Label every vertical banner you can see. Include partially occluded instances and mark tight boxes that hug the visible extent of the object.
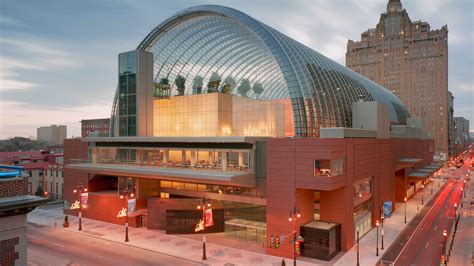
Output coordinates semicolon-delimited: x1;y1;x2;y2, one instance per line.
81;193;88;206
383;201;393;218
204;208;214;227
128;198;136;213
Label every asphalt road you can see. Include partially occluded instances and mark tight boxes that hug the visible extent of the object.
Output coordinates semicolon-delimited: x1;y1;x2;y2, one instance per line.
393;161;467;266
27;223;203;266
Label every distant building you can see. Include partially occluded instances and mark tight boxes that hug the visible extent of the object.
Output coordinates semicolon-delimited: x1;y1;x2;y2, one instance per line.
81;118;110;137
37;125;67;145
0;165;46;266
448;91;455;156
346;0;448;157
0;151;64;199
454;117;470;154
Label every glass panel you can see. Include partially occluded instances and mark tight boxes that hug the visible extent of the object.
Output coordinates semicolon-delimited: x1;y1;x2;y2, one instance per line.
127;51;137;74
127;74;136;94
119;53;127;75
127;95;136;115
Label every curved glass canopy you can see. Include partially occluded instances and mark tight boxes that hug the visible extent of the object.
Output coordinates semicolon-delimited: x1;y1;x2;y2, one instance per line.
111;5;410;137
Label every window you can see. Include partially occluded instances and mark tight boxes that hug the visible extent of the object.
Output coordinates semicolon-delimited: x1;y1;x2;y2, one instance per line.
314;158;345;177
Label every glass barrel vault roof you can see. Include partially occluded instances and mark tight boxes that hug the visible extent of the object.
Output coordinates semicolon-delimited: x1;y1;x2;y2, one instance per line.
112;5;410;138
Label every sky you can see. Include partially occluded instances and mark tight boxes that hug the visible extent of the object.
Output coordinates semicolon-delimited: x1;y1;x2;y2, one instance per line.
0;0;473;139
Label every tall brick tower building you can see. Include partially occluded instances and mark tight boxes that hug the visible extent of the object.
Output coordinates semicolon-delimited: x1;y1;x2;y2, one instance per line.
346;0;448;157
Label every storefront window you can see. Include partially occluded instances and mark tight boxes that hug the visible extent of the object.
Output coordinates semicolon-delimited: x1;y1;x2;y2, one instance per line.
354;178;372;200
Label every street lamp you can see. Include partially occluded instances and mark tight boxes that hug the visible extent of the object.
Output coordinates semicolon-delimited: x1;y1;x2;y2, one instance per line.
119;189;134;242
375;220;379;256
288;207;301;266
404;196;407;223
380;201;384;250
356;230;360;266
73;185;88;231
421;184;424;205
443;229;447;262
197;197;211;260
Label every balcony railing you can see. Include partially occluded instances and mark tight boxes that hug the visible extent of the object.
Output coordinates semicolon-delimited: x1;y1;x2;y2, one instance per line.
69;158;252;174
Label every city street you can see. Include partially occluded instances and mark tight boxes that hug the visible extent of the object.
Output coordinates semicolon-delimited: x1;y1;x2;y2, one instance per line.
27;223;202;266
389;159;469;266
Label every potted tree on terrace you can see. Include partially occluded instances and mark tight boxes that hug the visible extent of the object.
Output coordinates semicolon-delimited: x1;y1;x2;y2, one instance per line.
252;82;264;99
222;76;236;94
207;72;221;93
154;77;171;98
192;76;204;94
175;75;186;96
237;79;251;97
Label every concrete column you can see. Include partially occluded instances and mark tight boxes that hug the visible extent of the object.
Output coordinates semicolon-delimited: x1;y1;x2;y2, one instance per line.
163;150;169;164
238;152;244;166
221;152;227;171
191;151;197;166
181;150;186;163
209;151;215;163
137;149;144;163
91;148;97;163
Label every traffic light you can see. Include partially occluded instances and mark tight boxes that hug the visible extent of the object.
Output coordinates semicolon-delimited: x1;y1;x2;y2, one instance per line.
269;235;274;248
275;236;280;249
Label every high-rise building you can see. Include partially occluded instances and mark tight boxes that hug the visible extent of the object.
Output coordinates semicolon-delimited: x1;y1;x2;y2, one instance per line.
80;118;110;137
454;117;470;153
448;91;455;156
37;125;67;145
346;0;448;157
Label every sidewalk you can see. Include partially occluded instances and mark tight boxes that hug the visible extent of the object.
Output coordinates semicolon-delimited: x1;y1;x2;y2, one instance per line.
334;179;446;265
448;170;474;265
27;206;318;266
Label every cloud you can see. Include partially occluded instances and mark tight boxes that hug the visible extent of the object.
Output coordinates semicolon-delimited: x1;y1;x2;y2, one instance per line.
0;37;84;92
0;100;111;139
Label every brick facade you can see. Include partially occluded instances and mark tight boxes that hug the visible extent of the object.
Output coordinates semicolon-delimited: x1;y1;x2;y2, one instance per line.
0;178;27;198
266;137;434;258
0;237;19;266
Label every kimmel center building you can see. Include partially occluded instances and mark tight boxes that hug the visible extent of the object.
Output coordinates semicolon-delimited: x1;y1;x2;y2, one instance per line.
64;5;439;261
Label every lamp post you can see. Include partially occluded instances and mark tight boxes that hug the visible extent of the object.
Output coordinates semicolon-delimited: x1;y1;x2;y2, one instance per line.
73;185;88;231
375;220;379;256
288;207;301;266
380;201;384;250
119;189;134;242
421;184;424;205
197;197;211;260
356;230;360;266
404;196;407;223
443;229;447;264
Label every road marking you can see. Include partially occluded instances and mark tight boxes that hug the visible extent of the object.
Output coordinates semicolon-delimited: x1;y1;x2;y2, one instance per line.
425;242;430;248
52;242;64;247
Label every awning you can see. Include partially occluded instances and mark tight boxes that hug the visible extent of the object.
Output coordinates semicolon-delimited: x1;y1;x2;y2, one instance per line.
395;158;423;171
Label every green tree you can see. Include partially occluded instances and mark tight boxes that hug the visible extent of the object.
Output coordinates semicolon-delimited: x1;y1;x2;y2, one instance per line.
175;75;186;96
207;72;221;93
222;76;236;94
252;82;264;99
237;79;251;97
192;76;204;94
35;185;44;197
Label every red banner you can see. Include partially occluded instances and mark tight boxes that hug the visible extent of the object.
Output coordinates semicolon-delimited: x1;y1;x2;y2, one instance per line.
205;208;214;227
